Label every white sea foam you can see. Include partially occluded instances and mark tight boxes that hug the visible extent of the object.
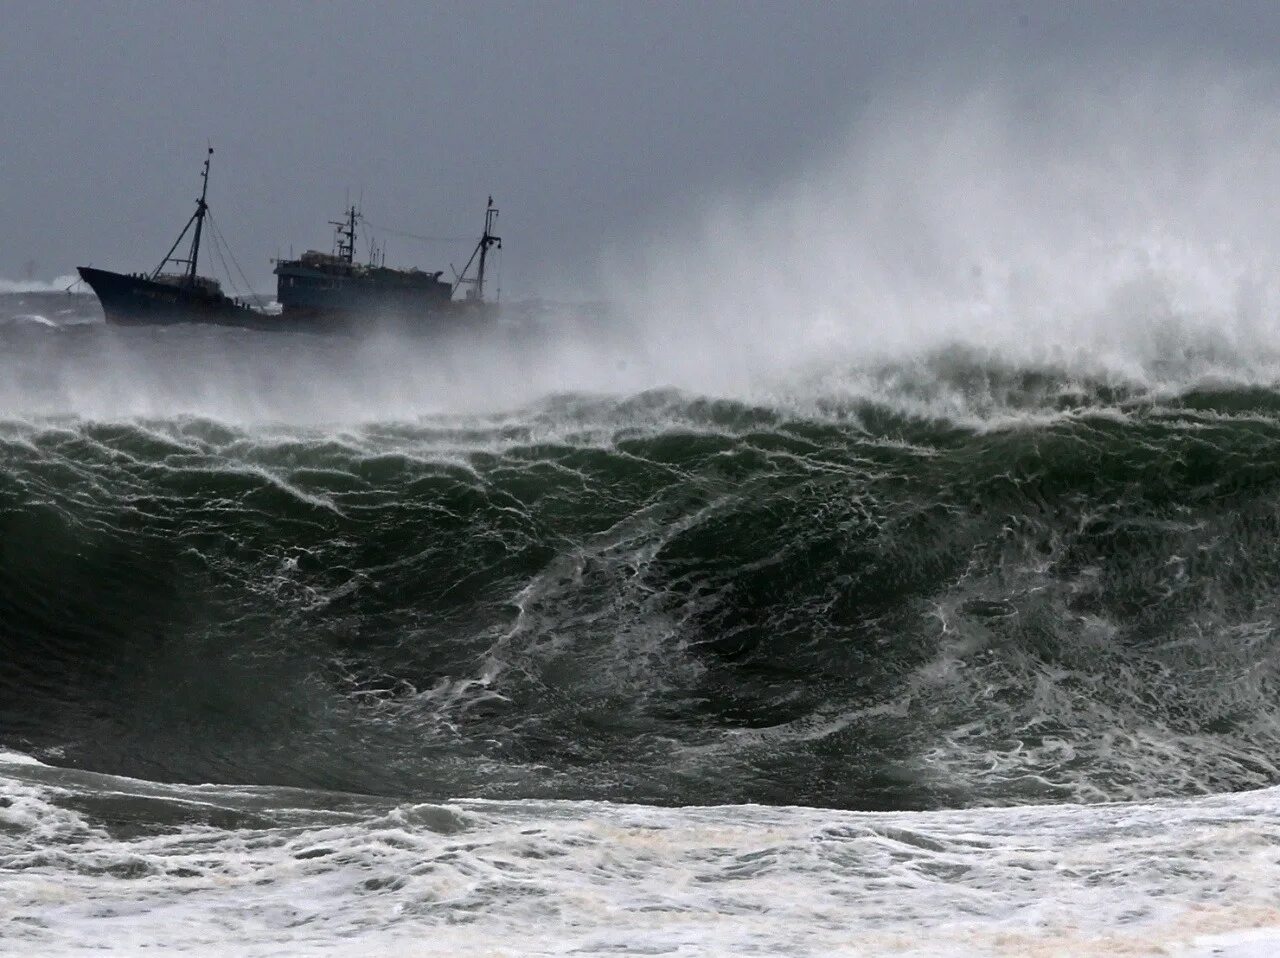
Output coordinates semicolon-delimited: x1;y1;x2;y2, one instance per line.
0;753;1277;957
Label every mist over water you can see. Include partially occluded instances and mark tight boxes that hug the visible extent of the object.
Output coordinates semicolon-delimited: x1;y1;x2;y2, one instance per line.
9;68;1280;425
0;275;80;295
607;66;1280;398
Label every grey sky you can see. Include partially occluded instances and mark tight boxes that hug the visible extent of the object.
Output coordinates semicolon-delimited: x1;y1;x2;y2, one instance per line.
2;1;1278;297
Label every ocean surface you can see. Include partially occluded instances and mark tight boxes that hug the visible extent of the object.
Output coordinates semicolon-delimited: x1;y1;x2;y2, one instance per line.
1;290;1278;956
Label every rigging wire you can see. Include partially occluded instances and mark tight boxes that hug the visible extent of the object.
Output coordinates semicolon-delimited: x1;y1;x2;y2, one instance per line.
206;224;238;299
209;212;255;298
359;216;468;245
206;210;258;302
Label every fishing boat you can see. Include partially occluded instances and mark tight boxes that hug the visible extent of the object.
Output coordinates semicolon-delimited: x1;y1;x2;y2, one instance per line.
77;148;266;328
79;148;503;332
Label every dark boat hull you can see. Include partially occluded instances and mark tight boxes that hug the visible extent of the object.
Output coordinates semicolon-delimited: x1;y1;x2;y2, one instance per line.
78;266;493;334
77;267;268;328
275;300;498;331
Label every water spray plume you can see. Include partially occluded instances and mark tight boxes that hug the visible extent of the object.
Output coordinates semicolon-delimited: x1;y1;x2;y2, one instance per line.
607;62;1280;397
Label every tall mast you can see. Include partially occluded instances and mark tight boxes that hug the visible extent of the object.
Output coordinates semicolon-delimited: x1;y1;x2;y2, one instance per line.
151;146;215;282
450;197;503;302
187;147;213;284
475;197;500;302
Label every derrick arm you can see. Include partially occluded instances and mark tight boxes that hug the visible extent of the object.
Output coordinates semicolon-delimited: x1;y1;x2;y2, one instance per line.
151;209;200;280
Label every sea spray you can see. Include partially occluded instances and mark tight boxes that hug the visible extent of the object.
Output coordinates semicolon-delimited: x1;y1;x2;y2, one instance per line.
605;64;1280;395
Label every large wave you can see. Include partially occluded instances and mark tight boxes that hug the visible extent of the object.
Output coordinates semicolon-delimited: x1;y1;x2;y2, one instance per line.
3;356;1279;810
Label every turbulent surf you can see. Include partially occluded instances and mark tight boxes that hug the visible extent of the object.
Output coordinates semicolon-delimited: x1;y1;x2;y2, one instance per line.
2;291;1280;954
6;349;1280;811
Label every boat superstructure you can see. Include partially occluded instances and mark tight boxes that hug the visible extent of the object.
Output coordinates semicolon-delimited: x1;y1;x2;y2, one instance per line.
272;198;502;326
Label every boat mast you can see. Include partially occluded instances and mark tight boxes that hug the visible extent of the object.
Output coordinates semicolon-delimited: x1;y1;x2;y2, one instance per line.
152;146;214;284
330;205;357;264
454;197;502;302
475;197;500;302
187;147;213;283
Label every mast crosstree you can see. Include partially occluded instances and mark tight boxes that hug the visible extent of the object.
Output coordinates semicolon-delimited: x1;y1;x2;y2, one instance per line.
330;205;358;265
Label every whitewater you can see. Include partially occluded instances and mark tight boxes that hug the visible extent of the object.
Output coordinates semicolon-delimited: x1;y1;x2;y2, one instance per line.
5;69;1280;955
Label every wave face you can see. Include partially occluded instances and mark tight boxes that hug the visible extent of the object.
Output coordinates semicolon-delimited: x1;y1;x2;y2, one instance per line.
4;324;1280;812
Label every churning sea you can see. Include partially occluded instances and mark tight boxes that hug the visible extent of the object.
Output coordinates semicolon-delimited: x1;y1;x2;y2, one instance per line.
1;289;1277;956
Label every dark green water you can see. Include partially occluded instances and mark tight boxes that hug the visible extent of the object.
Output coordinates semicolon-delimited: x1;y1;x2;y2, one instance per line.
4;334;1278;811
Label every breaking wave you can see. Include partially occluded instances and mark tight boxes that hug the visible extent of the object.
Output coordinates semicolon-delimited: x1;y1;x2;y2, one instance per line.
4;349;1280;812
